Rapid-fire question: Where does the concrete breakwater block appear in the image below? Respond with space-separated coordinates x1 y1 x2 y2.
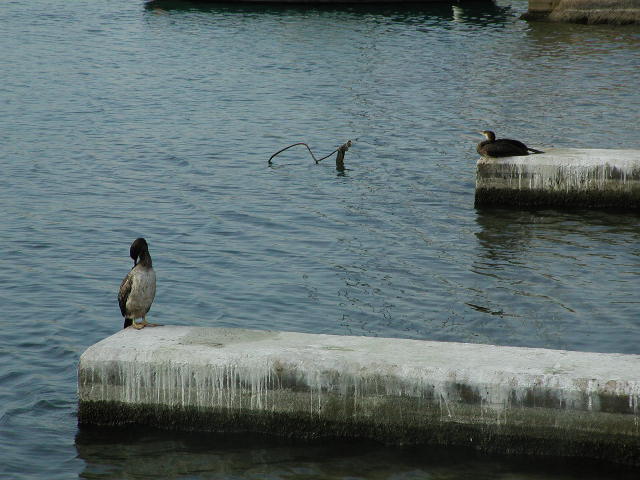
525 0 640 24
78 326 640 464
475 148 640 208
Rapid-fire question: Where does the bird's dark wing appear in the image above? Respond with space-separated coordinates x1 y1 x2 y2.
484 140 528 157
118 271 133 317
502 139 529 151
502 139 544 154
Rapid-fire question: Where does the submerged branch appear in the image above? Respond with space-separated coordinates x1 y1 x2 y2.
268 140 354 167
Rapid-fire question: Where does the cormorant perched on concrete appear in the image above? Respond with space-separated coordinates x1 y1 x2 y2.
118 238 158 330
477 131 544 158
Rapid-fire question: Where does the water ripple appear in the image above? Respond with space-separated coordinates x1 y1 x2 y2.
1 1 640 479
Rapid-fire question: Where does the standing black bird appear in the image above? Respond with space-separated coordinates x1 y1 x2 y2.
477 130 544 158
118 238 158 330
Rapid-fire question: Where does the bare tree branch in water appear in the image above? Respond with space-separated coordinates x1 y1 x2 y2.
268 140 354 170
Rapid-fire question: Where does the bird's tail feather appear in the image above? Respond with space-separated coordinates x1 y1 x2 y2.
123 318 133 329
528 148 544 154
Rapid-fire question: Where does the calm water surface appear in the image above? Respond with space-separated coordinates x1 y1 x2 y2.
1 0 640 478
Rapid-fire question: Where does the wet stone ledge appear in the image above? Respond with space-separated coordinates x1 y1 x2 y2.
475 148 640 208
78 326 640 465
525 0 640 24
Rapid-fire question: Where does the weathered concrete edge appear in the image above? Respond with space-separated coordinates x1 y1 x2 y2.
523 0 640 24
77 326 640 465
474 187 640 208
474 148 640 208
77 400 640 464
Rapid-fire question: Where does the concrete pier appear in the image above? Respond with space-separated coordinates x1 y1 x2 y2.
78 326 640 465
475 148 640 208
525 0 640 24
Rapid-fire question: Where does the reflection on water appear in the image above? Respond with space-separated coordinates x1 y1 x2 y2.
145 0 514 25
142 0 556 30
524 17 640 51
470 207 640 352
474 207 640 269
75 426 640 480
452 1 516 24
145 0 458 15
475 207 640 255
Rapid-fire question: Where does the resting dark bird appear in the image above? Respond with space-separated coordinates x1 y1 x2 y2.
477 130 543 158
118 238 158 330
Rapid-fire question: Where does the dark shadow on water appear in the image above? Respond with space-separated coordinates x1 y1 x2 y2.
75 424 640 479
474 206 640 259
144 0 515 24
144 0 455 19
521 14 640 59
469 206 640 353
450 1 517 24
473 205 640 271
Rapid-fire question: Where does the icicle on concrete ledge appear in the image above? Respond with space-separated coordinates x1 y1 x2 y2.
78 326 640 465
475 148 640 208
